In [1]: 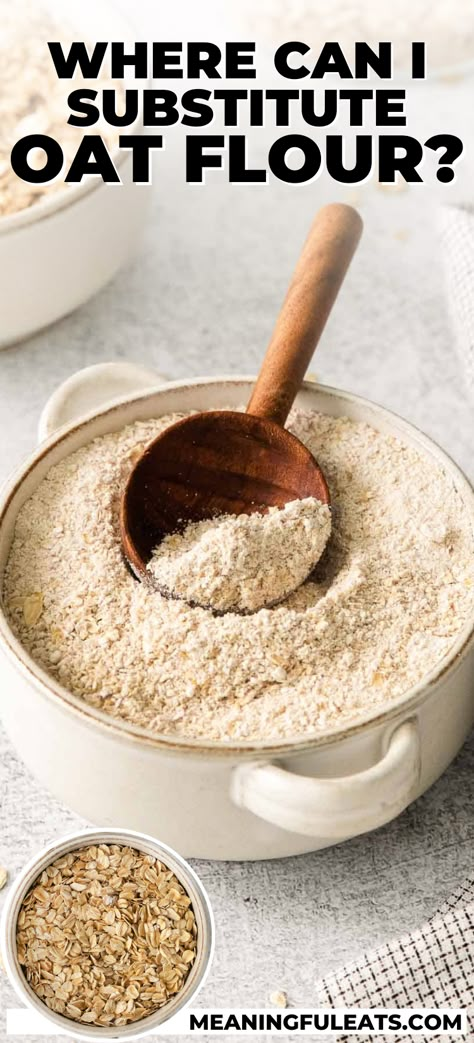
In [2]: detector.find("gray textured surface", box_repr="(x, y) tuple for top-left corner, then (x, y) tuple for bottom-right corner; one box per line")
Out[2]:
(0, 17), (473, 1038)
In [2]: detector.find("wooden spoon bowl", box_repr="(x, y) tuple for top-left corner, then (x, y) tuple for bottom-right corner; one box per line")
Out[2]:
(121, 203), (363, 600)
(121, 410), (330, 578)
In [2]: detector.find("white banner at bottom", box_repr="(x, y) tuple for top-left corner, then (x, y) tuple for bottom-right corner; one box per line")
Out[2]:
(6, 1007), (468, 1036)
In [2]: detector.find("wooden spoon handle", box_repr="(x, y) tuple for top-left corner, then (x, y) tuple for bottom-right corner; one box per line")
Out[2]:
(246, 203), (363, 427)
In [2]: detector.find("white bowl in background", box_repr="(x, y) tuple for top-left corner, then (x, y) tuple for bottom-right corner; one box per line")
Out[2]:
(0, 1), (152, 347)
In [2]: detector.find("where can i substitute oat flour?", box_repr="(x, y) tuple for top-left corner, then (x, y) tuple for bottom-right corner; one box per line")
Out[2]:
(5, 408), (474, 743)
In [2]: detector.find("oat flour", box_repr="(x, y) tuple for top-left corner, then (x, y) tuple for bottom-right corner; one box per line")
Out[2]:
(4, 409), (474, 743)
(147, 498), (331, 613)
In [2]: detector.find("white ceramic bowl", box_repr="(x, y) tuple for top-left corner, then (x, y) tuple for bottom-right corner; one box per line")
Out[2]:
(0, 363), (473, 860)
(0, 828), (214, 1041)
(0, 2), (152, 347)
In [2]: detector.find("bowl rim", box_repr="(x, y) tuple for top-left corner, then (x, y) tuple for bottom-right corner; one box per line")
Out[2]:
(0, 827), (215, 1041)
(0, 139), (139, 237)
(0, 375), (473, 758)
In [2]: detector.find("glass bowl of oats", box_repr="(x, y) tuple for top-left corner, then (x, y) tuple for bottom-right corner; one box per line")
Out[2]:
(0, 828), (214, 1039)
(0, 0), (152, 347)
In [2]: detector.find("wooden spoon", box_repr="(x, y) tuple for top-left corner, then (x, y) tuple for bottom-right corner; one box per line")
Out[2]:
(120, 203), (363, 600)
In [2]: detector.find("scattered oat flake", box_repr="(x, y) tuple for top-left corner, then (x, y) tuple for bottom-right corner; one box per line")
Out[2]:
(269, 990), (287, 1008)
(22, 593), (43, 626)
(0, 866), (7, 890)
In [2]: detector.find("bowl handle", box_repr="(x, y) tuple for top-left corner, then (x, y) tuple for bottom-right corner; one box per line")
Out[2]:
(37, 362), (166, 443)
(231, 721), (421, 839)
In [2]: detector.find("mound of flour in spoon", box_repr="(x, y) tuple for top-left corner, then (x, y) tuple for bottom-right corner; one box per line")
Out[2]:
(147, 498), (331, 613)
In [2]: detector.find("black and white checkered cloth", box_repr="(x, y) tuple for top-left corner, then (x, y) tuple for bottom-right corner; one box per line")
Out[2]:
(316, 878), (474, 1041)
(439, 204), (474, 394)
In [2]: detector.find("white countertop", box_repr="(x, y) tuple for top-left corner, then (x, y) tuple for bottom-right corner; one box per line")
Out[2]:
(0, 8), (473, 1037)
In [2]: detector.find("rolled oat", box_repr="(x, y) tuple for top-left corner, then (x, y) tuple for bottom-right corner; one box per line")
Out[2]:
(269, 990), (288, 1008)
(16, 844), (197, 1027)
